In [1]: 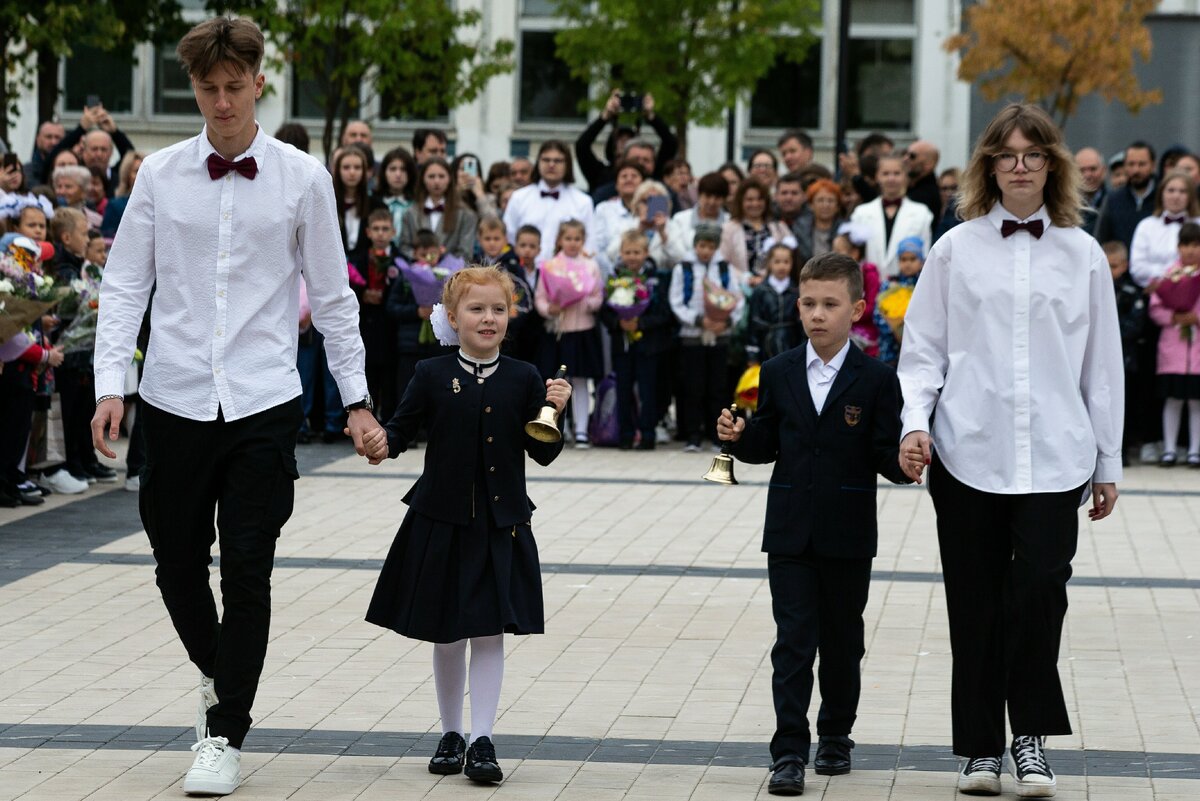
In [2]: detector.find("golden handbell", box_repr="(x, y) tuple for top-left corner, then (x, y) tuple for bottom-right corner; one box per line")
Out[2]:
(703, 404), (740, 485)
(525, 365), (568, 443)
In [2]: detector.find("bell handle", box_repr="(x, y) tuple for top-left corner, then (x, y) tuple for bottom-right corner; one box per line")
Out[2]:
(540, 364), (568, 412)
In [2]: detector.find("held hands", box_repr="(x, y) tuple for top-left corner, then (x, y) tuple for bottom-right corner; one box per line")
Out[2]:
(716, 407), (744, 442)
(46, 346), (64, 368)
(545, 377), (571, 414)
(1089, 483), (1119, 521)
(363, 288), (384, 306)
(701, 316), (727, 333)
(899, 431), (932, 484)
(91, 397), (125, 459)
(344, 408), (387, 465)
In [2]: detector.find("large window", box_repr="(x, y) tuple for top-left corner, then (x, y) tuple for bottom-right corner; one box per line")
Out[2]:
(63, 44), (134, 113)
(518, 30), (587, 123)
(154, 44), (195, 115)
(750, 42), (822, 131)
(847, 38), (913, 130)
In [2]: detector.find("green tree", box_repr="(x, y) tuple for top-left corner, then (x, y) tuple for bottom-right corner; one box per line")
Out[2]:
(552, 0), (820, 156)
(224, 0), (514, 160)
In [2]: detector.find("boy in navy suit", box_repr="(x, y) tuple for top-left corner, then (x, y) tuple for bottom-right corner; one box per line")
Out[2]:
(718, 252), (910, 795)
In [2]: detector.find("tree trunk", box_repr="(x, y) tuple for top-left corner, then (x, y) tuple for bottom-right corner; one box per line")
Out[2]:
(0, 40), (9, 148)
(37, 46), (57, 128)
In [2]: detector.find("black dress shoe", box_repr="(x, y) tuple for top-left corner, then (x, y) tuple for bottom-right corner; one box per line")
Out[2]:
(296, 430), (312, 445)
(768, 758), (805, 795)
(814, 736), (853, 776)
(463, 736), (503, 783)
(427, 731), (466, 775)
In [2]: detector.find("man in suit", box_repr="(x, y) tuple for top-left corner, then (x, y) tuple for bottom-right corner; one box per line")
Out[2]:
(719, 252), (910, 796)
(849, 155), (934, 277)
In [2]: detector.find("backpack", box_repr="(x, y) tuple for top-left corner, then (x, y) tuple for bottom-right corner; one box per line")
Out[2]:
(681, 260), (731, 305)
(588, 373), (621, 447)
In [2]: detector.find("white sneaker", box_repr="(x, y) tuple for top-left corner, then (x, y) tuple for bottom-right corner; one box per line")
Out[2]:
(1010, 736), (1056, 797)
(959, 754), (1002, 795)
(655, 424), (671, 444)
(196, 676), (218, 742)
(124, 474), (141, 492)
(184, 735), (240, 796)
(1139, 441), (1162, 464)
(42, 470), (88, 495)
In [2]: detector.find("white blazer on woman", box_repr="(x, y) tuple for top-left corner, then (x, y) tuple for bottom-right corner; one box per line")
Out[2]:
(850, 196), (934, 277)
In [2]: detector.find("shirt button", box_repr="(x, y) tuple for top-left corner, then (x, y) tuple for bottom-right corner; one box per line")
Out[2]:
(215, 329), (223, 337)
(489, 466), (495, 473)
(484, 406), (492, 413)
(225, 175), (232, 182)
(217, 290), (225, 298)
(220, 251), (228, 259)
(493, 495), (500, 502)
(223, 213), (231, 220)
(486, 436), (493, 443)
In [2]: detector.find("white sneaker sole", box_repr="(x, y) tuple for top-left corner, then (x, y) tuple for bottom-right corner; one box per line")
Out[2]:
(1010, 765), (1056, 798)
(183, 774), (240, 795)
(958, 773), (1001, 795)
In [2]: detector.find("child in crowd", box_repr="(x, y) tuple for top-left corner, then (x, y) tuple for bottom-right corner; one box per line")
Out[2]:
(402, 157), (478, 260)
(333, 146), (378, 263)
(10, 202), (50, 242)
(874, 236), (924, 367)
(84, 230), (107, 268)
(718, 252), (909, 796)
(354, 209), (401, 420)
(746, 243), (802, 365)
(377, 147), (417, 247)
(364, 266), (571, 786)
(669, 223), (744, 452)
(476, 216), (534, 361)
(502, 225), (543, 365)
(387, 229), (456, 406)
(1104, 241), (1147, 465)
(534, 220), (603, 447)
(599, 229), (674, 450)
(831, 223), (881, 358)
(1149, 221), (1200, 467)
(50, 206), (87, 283)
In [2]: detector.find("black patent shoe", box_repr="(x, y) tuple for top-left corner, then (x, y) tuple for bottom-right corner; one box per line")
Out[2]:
(813, 736), (853, 775)
(768, 757), (805, 795)
(428, 731), (466, 775)
(463, 736), (503, 783)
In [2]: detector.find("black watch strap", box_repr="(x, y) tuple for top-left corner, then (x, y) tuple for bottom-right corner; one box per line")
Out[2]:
(345, 396), (373, 412)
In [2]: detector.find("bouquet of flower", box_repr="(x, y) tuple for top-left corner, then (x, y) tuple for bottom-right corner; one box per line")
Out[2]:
(1155, 261), (1200, 342)
(0, 238), (68, 344)
(57, 264), (104, 354)
(400, 254), (465, 307)
(605, 273), (651, 344)
(540, 254), (597, 309)
(703, 278), (739, 323)
(876, 283), (914, 342)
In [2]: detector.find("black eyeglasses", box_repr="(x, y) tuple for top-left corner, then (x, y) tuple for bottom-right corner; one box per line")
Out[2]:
(994, 152), (1048, 173)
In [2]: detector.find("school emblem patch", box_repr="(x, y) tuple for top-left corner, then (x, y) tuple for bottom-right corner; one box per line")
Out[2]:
(844, 405), (862, 427)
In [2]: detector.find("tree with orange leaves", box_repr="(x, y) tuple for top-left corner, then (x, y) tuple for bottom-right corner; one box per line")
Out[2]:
(945, 0), (1162, 128)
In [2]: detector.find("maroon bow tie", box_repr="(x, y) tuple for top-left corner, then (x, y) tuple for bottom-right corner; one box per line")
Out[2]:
(206, 153), (258, 181)
(426, 203), (445, 214)
(1001, 219), (1044, 239)
(882, 197), (902, 209)
(1165, 215), (1186, 225)
(541, 190), (560, 200)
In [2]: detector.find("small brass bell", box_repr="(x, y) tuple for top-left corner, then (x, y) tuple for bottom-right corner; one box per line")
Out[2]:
(525, 365), (568, 443)
(703, 404), (740, 485)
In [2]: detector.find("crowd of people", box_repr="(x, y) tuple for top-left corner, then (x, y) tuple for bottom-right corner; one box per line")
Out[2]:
(2, 90), (1200, 509)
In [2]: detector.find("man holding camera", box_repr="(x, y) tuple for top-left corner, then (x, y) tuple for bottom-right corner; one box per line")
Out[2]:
(575, 88), (678, 200)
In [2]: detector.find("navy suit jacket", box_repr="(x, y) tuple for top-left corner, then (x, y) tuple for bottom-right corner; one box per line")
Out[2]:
(729, 343), (910, 558)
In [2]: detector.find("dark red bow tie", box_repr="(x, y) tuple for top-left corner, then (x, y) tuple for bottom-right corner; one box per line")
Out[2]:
(541, 190), (560, 200)
(426, 203), (445, 214)
(206, 153), (258, 181)
(1001, 219), (1044, 239)
(881, 197), (902, 209)
(1165, 215), (1186, 225)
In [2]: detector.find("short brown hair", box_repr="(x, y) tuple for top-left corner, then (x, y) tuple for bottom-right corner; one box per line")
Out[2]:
(367, 208), (394, 227)
(50, 206), (86, 241)
(1154, 171), (1200, 218)
(959, 103), (1082, 228)
(477, 215), (506, 235)
(176, 16), (264, 80)
(800, 252), (864, 301)
(1101, 241), (1128, 261)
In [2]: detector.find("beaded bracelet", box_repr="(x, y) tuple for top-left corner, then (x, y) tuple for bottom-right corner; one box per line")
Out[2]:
(96, 394), (123, 405)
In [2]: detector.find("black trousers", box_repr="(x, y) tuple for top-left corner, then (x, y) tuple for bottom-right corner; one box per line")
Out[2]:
(140, 397), (302, 748)
(679, 342), (728, 445)
(56, 363), (96, 475)
(928, 454), (1083, 757)
(613, 345), (658, 444)
(0, 369), (34, 485)
(767, 550), (872, 764)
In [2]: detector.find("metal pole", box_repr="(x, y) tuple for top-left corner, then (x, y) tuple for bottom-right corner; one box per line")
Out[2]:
(834, 0), (851, 178)
(726, 0), (740, 163)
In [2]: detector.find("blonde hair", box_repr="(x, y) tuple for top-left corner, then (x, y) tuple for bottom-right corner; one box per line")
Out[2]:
(619, 228), (650, 251)
(116, 151), (145, 197)
(958, 103), (1083, 228)
(630, 179), (670, 212)
(50, 206), (87, 241)
(477, 214), (506, 235)
(441, 265), (516, 314)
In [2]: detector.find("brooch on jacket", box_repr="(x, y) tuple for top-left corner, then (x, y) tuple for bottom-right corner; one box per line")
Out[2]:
(451, 377), (461, 394)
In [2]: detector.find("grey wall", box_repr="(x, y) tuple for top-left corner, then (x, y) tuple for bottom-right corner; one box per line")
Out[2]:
(969, 15), (1200, 162)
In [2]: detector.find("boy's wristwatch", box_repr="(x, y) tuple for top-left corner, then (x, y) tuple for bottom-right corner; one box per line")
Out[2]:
(345, 396), (374, 413)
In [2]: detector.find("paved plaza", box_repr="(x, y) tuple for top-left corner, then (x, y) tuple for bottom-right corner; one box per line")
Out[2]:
(0, 440), (1198, 800)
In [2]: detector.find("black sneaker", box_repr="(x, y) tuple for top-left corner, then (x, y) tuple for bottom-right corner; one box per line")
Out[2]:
(1009, 736), (1055, 797)
(463, 736), (503, 783)
(84, 463), (119, 483)
(958, 754), (1002, 795)
(428, 731), (466, 775)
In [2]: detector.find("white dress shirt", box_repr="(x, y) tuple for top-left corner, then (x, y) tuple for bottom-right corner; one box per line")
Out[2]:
(593, 197), (636, 276)
(94, 124), (367, 421)
(668, 254), (746, 338)
(849, 197), (934, 277)
(806, 339), (850, 414)
(423, 200), (444, 234)
(665, 207), (728, 265)
(503, 179), (596, 261)
(1129, 212), (1200, 287)
(897, 203), (1124, 494)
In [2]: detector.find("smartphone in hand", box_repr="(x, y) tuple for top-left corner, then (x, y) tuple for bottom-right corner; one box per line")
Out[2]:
(645, 194), (669, 221)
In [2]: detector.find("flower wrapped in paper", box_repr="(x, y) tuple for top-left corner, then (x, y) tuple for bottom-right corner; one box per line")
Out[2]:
(57, 264), (104, 354)
(703, 278), (739, 323)
(540, 254), (597, 309)
(400, 254), (465, 307)
(1155, 262), (1200, 342)
(604, 274), (651, 320)
(876, 283), (914, 342)
(0, 237), (68, 344)
(735, 363), (760, 411)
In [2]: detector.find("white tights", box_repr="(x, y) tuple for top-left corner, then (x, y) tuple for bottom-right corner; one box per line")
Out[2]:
(1162, 398), (1200, 457)
(432, 634), (504, 745)
(570, 377), (590, 438)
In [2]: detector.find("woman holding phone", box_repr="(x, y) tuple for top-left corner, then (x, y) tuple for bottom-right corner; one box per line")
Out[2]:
(453, 152), (497, 221)
(602, 180), (673, 269)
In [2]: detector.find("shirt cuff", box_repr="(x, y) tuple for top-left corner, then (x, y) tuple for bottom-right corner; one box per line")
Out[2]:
(94, 368), (127, 401)
(334, 375), (370, 409)
(1093, 454), (1123, 484)
(900, 409), (930, 441)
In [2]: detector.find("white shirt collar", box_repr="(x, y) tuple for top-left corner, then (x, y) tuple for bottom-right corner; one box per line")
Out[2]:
(198, 122), (266, 164)
(537, 179), (563, 194)
(806, 339), (850, 372)
(986, 202), (1050, 232)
